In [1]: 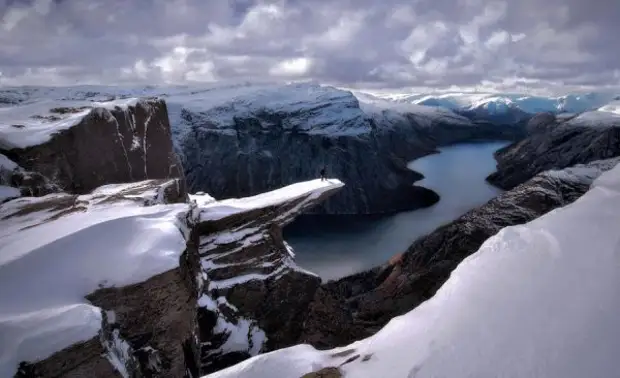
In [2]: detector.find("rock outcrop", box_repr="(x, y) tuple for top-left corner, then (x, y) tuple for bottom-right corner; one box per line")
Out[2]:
(487, 113), (620, 189)
(302, 158), (620, 346)
(3, 178), (343, 378)
(185, 179), (344, 374)
(0, 98), (185, 196)
(5, 179), (190, 378)
(1, 153), (60, 201)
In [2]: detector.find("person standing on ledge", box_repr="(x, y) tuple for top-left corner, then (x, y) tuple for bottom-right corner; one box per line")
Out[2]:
(320, 166), (326, 181)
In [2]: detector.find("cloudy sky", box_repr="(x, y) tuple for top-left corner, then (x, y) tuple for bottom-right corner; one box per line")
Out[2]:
(0, 0), (618, 94)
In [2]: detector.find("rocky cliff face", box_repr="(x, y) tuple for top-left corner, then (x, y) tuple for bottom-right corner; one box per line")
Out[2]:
(184, 180), (344, 374)
(0, 98), (185, 196)
(4, 178), (343, 378)
(176, 84), (524, 215)
(301, 158), (620, 346)
(487, 113), (620, 189)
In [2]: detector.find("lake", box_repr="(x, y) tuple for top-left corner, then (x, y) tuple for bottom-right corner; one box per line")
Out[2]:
(284, 141), (510, 281)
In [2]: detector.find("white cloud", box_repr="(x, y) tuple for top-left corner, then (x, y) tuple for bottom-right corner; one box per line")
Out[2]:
(269, 57), (313, 77)
(0, 0), (617, 93)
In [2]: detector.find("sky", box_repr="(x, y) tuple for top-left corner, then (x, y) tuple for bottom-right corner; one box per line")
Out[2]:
(0, 0), (618, 94)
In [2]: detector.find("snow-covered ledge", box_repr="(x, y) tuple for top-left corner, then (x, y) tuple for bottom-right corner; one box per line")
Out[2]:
(186, 178), (344, 374)
(205, 163), (620, 378)
(0, 179), (188, 378)
(0, 177), (343, 377)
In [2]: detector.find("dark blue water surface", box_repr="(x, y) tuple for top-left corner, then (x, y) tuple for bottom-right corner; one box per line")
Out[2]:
(284, 142), (509, 281)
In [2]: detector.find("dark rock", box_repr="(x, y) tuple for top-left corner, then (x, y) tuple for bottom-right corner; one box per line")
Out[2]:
(487, 114), (620, 189)
(301, 367), (342, 378)
(297, 287), (370, 349)
(2, 99), (186, 197)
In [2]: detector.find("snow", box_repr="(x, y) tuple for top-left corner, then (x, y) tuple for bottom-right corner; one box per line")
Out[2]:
(598, 100), (620, 115)
(0, 97), (140, 149)
(0, 153), (18, 171)
(351, 90), (472, 126)
(2, 85), (620, 140)
(0, 182), (188, 377)
(196, 179), (343, 222)
(367, 91), (620, 115)
(0, 185), (20, 202)
(205, 161), (620, 378)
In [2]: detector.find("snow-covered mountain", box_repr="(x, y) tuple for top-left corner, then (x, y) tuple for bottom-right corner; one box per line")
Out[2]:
(2, 80), (620, 377)
(3, 82), (619, 133)
(372, 91), (620, 116)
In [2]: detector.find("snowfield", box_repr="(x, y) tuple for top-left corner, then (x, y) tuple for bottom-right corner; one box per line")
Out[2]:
(0, 178), (343, 377)
(205, 161), (620, 378)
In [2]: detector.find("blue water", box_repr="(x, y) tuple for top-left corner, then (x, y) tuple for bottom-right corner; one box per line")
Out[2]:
(284, 142), (509, 281)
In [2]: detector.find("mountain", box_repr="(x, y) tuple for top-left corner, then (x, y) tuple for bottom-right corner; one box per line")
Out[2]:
(373, 91), (620, 115)
(2, 82), (620, 377)
(0, 83), (525, 214)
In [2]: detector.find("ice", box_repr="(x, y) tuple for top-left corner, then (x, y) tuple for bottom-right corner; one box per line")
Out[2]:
(0, 188), (188, 377)
(0, 98), (140, 149)
(196, 179), (343, 222)
(206, 161), (620, 378)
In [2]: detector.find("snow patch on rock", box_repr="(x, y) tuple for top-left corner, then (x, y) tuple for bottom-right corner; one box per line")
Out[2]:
(0, 98), (141, 149)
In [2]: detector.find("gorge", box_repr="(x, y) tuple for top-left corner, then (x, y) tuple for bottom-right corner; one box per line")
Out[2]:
(285, 141), (509, 281)
(1, 83), (620, 378)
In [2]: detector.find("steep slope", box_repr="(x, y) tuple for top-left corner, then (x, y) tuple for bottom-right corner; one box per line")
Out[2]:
(0, 178), (343, 377)
(0, 98), (185, 195)
(487, 111), (620, 189)
(206, 158), (620, 378)
(297, 157), (620, 346)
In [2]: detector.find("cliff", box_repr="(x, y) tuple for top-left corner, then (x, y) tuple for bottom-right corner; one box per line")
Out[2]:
(0, 83), (527, 215)
(0, 178), (343, 377)
(186, 179), (343, 373)
(0, 98), (185, 196)
(176, 84), (524, 215)
(300, 157), (620, 346)
(487, 111), (620, 189)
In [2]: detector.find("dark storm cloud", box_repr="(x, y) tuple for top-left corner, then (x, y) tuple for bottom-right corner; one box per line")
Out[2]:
(0, 0), (618, 92)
